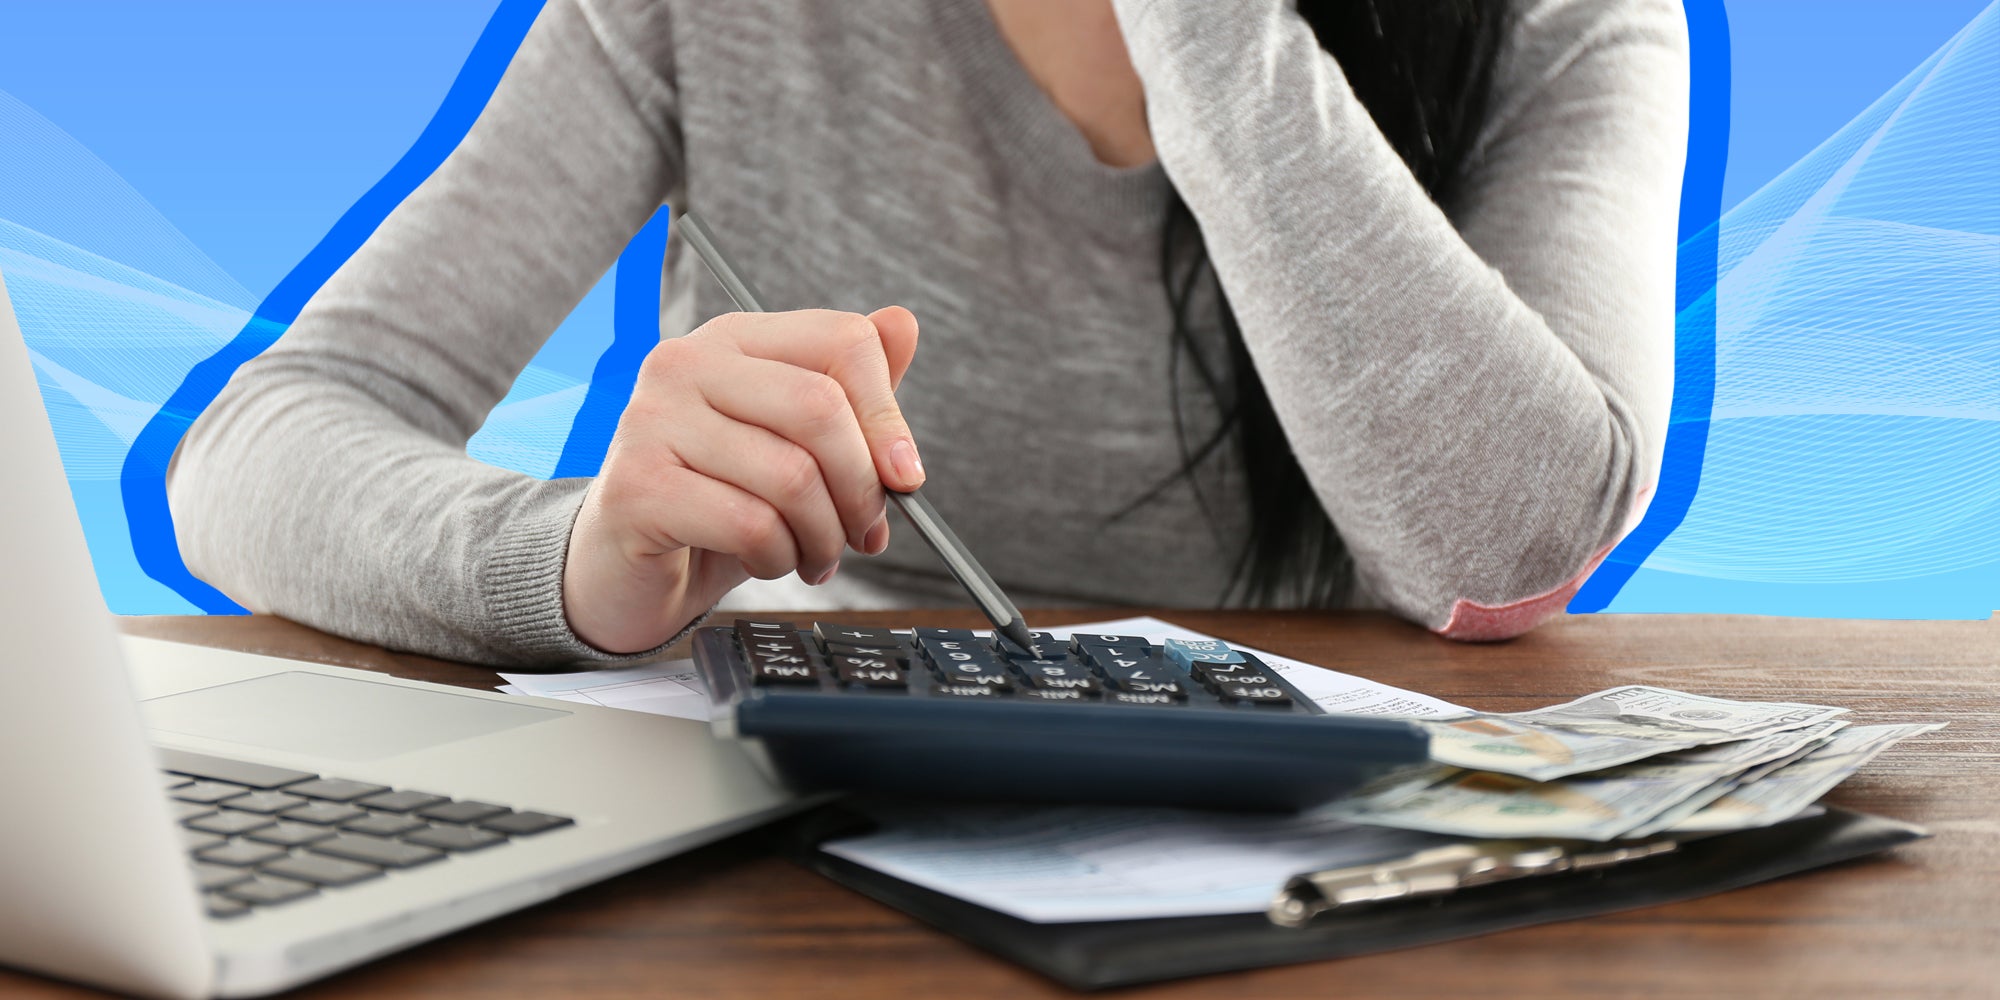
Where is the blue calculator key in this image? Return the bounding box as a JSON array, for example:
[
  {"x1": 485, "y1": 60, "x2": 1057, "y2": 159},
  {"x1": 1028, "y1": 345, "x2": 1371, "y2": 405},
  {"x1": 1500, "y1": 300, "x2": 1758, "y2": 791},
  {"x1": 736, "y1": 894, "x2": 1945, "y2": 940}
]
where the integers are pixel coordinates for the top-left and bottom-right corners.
[
  {"x1": 813, "y1": 623, "x2": 903, "y2": 649},
  {"x1": 1015, "y1": 661, "x2": 1099, "y2": 692},
  {"x1": 913, "y1": 627, "x2": 979, "y2": 643},
  {"x1": 1162, "y1": 638, "x2": 1246, "y2": 669},
  {"x1": 833, "y1": 657, "x2": 906, "y2": 688}
]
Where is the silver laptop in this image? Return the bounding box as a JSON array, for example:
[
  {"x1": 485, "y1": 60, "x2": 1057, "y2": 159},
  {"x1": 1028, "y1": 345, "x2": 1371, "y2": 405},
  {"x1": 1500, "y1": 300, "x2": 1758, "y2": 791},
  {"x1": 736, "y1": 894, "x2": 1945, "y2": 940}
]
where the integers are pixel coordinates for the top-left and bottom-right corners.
[{"x1": 0, "y1": 267, "x2": 797, "y2": 998}]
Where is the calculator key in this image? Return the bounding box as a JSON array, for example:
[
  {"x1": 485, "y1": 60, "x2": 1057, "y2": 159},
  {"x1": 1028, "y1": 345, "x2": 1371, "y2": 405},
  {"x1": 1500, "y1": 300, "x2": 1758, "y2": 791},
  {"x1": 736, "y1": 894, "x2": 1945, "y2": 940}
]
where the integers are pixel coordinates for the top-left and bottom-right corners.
[
  {"x1": 479, "y1": 811, "x2": 573, "y2": 836},
  {"x1": 1070, "y1": 633, "x2": 1148, "y2": 650},
  {"x1": 750, "y1": 660, "x2": 820, "y2": 685},
  {"x1": 285, "y1": 778, "x2": 389, "y2": 802},
  {"x1": 913, "y1": 627, "x2": 979, "y2": 643},
  {"x1": 1162, "y1": 638, "x2": 1246, "y2": 669},
  {"x1": 920, "y1": 641, "x2": 1004, "y2": 670},
  {"x1": 281, "y1": 801, "x2": 367, "y2": 826},
  {"x1": 812, "y1": 623, "x2": 902, "y2": 648},
  {"x1": 1217, "y1": 683, "x2": 1294, "y2": 706},
  {"x1": 1015, "y1": 662, "x2": 1100, "y2": 693},
  {"x1": 931, "y1": 683, "x2": 1004, "y2": 698},
  {"x1": 993, "y1": 634, "x2": 1056, "y2": 660},
  {"x1": 1192, "y1": 661, "x2": 1267, "y2": 685},
  {"x1": 1108, "y1": 691, "x2": 1188, "y2": 707},
  {"x1": 934, "y1": 659, "x2": 1012, "y2": 688},
  {"x1": 835, "y1": 659, "x2": 907, "y2": 688},
  {"x1": 734, "y1": 618, "x2": 798, "y2": 636},
  {"x1": 1018, "y1": 688, "x2": 1093, "y2": 702},
  {"x1": 746, "y1": 642, "x2": 811, "y2": 664},
  {"x1": 1099, "y1": 660, "x2": 1187, "y2": 697},
  {"x1": 826, "y1": 641, "x2": 909, "y2": 662},
  {"x1": 829, "y1": 652, "x2": 899, "y2": 672},
  {"x1": 356, "y1": 790, "x2": 448, "y2": 813},
  {"x1": 221, "y1": 875, "x2": 317, "y2": 907},
  {"x1": 1079, "y1": 642, "x2": 1152, "y2": 663}
]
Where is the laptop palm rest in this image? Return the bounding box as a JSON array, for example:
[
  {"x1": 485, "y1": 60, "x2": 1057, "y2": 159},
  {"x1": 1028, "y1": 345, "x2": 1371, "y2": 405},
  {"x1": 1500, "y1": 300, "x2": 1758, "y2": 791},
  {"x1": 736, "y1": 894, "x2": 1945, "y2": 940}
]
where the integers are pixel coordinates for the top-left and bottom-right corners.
[{"x1": 142, "y1": 671, "x2": 568, "y2": 762}]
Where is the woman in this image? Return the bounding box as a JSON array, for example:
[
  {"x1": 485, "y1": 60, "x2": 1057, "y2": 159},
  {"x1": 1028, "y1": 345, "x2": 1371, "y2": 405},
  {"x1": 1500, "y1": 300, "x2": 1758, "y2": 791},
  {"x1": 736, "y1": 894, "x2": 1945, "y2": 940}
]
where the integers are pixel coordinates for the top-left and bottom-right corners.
[{"x1": 168, "y1": 0, "x2": 1687, "y2": 664}]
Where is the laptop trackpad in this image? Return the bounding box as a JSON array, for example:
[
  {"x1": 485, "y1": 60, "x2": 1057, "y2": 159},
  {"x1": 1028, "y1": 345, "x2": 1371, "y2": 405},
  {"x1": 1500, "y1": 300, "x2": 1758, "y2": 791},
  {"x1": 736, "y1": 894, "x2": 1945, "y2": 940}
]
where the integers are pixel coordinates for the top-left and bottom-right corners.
[{"x1": 143, "y1": 671, "x2": 568, "y2": 762}]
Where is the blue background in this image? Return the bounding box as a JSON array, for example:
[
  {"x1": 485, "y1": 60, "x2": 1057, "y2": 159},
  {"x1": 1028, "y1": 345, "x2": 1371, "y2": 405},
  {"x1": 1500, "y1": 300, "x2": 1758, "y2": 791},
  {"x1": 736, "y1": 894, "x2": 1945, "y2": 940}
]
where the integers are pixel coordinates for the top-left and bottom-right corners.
[{"x1": 1, "y1": 0, "x2": 1995, "y2": 619}]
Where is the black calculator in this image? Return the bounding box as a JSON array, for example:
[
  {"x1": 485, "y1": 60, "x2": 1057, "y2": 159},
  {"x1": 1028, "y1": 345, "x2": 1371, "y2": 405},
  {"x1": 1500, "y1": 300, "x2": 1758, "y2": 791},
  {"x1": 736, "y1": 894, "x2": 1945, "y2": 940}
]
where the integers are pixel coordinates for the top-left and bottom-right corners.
[{"x1": 690, "y1": 620, "x2": 1429, "y2": 811}]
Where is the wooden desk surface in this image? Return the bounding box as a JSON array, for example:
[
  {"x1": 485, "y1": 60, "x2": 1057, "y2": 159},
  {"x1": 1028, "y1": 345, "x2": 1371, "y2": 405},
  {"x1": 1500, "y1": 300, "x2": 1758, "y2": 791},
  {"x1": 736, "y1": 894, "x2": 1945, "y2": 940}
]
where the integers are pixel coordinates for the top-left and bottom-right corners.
[{"x1": 10, "y1": 611, "x2": 1997, "y2": 998}]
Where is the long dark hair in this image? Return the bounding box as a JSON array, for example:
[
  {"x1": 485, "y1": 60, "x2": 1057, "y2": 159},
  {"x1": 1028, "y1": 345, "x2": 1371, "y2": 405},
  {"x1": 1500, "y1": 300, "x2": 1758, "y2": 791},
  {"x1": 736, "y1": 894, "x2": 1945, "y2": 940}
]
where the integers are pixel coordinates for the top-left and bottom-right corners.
[{"x1": 1150, "y1": 0, "x2": 1509, "y2": 606}]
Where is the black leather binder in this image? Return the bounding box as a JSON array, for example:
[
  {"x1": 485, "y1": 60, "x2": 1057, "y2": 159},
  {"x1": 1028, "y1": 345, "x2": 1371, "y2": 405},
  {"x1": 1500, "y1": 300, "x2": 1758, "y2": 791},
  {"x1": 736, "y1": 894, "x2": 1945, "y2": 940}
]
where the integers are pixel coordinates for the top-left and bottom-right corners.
[{"x1": 774, "y1": 807, "x2": 1926, "y2": 990}]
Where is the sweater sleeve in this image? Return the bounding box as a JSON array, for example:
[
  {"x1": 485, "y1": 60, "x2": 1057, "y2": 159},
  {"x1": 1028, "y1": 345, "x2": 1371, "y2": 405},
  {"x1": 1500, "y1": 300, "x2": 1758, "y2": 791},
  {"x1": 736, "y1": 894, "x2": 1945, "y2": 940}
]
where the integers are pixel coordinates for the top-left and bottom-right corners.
[
  {"x1": 1111, "y1": 0, "x2": 1687, "y2": 637},
  {"x1": 167, "y1": 0, "x2": 687, "y2": 665}
]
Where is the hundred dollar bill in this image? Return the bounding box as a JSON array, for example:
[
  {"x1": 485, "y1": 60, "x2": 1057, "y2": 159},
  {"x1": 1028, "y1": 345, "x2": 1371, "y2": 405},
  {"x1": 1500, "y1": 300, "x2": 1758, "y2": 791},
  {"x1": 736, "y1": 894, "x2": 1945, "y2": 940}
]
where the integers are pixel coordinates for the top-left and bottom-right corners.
[
  {"x1": 1620, "y1": 720, "x2": 1848, "y2": 837},
  {"x1": 1325, "y1": 724, "x2": 1850, "y2": 841},
  {"x1": 1423, "y1": 685, "x2": 1849, "y2": 781},
  {"x1": 1668, "y1": 723, "x2": 1945, "y2": 833}
]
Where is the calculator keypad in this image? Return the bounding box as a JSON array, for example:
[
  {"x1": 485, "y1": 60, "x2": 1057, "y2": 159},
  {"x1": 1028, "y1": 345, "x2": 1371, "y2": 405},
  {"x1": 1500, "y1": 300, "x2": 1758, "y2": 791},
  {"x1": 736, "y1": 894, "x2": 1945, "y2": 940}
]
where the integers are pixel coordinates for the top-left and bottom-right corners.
[{"x1": 728, "y1": 622, "x2": 1306, "y2": 711}]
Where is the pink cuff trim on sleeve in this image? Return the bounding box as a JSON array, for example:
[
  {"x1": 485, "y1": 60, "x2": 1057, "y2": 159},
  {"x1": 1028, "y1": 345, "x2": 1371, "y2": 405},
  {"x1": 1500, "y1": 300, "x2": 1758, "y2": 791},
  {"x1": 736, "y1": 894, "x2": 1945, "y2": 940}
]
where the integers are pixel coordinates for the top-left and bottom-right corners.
[{"x1": 1434, "y1": 488, "x2": 1654, "y2": 643}]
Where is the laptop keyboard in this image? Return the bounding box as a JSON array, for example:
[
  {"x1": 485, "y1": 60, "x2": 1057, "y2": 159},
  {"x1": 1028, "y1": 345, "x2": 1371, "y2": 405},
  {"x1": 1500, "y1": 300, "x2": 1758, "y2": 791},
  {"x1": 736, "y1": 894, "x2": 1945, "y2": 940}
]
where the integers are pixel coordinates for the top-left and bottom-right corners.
[{"x1": 158, "y1": 748, "x2": 573, "y2": 920}]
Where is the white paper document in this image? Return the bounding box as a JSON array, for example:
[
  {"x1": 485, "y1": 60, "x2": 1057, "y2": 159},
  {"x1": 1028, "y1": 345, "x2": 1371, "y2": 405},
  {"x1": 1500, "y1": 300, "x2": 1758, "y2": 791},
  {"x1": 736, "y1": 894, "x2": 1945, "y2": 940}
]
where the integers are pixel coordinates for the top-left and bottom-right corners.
[
  {"x1": 824, "y1": 802, "x2": 1458, "y2": 922},
  {"x1": 496, "y1": 661, "x2": 712, "y2": 722}
]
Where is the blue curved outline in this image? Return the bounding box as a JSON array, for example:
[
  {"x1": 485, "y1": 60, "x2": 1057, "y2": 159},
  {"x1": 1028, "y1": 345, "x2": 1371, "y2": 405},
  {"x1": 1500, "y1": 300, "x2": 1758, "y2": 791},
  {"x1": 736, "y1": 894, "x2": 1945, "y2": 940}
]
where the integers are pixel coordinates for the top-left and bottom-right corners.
[
  {"x1": 552, "y1": 208, "x2": 671, "y2": 479},
  {"x1": 118, "y1": 0, "x2": 549, "y2": 613},
  {"x1": 1569, "y1": 0, "x2": 1730, "y2": 612}
]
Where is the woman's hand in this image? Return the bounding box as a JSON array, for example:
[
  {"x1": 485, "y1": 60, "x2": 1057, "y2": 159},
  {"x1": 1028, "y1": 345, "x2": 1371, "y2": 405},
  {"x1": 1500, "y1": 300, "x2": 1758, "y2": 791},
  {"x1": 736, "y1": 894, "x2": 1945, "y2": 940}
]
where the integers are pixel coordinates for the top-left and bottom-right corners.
[{"x1": 561, "y1": 306, "x2": 923, "y2": 654}]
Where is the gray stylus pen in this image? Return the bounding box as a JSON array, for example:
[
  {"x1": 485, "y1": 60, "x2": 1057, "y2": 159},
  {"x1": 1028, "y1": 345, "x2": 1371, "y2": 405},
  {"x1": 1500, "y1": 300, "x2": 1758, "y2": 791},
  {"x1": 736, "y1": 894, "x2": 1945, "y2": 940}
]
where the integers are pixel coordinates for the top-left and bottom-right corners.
[{"x1": 674, "y1": 210, "x2": 1039, "y2": 656}]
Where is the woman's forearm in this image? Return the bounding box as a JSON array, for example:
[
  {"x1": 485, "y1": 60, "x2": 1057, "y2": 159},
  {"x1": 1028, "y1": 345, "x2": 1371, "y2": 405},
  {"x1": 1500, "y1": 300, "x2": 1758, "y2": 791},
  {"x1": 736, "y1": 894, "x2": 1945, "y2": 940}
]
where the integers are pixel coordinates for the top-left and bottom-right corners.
[{"x1": 1114, "y1": 0, "x2": 1687, "y2": 636}]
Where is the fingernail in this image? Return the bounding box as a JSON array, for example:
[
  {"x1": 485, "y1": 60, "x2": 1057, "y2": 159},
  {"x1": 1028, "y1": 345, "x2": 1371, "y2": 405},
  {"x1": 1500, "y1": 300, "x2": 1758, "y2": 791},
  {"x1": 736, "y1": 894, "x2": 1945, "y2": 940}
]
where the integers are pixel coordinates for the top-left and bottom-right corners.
[
  {"x1": 812, "y1": 563, "x2": 839, "y2": 586},
  {"x1": 889, "y1": 439, "x2": 924, "y2": 489},
  {"x1": 863, "y1": 514, "x2": 890, "y2": 555}
]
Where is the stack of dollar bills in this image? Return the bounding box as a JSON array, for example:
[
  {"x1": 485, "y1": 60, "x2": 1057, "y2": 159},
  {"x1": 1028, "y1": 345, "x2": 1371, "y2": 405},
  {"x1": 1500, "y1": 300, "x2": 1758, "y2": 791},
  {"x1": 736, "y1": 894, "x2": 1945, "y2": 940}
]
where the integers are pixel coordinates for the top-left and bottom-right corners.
[{"x1": 1327, "y1": 686, "x2": 1943, "y2": 841}]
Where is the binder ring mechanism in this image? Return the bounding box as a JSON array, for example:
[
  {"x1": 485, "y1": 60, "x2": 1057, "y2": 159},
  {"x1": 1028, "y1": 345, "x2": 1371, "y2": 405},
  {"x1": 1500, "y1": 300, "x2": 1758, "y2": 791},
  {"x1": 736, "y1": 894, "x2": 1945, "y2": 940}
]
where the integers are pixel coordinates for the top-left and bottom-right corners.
[{"x1": 1267, "y1": 837, "x2": 1680, "y2": 928}]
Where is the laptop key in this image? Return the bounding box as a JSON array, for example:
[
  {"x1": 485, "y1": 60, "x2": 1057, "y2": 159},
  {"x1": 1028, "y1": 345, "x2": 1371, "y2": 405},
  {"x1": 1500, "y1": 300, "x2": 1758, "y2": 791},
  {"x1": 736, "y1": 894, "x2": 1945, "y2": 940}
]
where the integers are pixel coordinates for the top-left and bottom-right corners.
[
  {"x1": 171, "y1": 780, "x2": 250, "y2": 804},
  {"x1": 221, "y1": 875, "x2": 317, "y2": 907},
  {"x1": 161, "y1": 772, "x2": 193, "y2": 791},
  {"x1": 283, "y1": 778, "x2": 388, "y2": 803},
  {"x1": 313, "y1": 833, "x2": 445, "y2": 869},
  {"x1": 156, "y1": 748, "x2": 315, "y2": 790},
  {"x1": 170, "y1": 800, "x2": 218, "y2": 822},
  {"x1": 403, "y1": 824, "x2": 507, "y2": 852},
  {"x1": 186, "y1": 810, "x2": 276, "y2": 837},
  {"x1": 221, "y1": 790, "x2": 310, "y2": 815},
  {"x1": 415, "y1": 800, "x2": 510, "y2": 825},
  {"x1": 247, "y1": 821, "x2": 336, "y2": 848},
  {"x1": 355, "y1": 789, "x2": 448, "y2": 813},
  {"x1": 192, "y1": 861, "x2": 254, "y2": 891},
  {"x1": 262, "y1": 853, "x2": 382, "y2": 887},
  {"x1": 281, "y1": 801, "x2": 367, "y2": 826},
  {"x1": 179, "y1": 829, "x2": 226, "y2": 852},
  {"x1": 204, "y1": 893, "x2": 252, "y2": 919},
  {"x1": 342, "y1": 813, "x2": 426, "y2": 837},
  {"x1": 478, "y1": 811, "x2": 573, "y2": 836},
  {"x1": 196, "y1": 840, "x2": 288, "y2": 868}
]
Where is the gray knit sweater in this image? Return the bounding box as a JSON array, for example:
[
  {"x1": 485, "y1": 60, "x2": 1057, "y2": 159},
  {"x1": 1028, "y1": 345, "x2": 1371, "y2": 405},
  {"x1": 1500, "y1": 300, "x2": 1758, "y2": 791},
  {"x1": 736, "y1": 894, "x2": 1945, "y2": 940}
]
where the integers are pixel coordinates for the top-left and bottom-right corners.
[{"x1": 167, "y1": 0, "x2": 1688, "y2": 664}]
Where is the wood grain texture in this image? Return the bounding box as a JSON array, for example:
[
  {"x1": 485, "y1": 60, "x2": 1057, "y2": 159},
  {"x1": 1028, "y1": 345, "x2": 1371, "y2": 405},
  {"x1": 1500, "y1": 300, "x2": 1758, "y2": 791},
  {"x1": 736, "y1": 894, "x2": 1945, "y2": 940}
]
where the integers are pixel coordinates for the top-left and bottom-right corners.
[{"x1": 6, "y1": 611, "x2": 1993, "y2": 999}]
